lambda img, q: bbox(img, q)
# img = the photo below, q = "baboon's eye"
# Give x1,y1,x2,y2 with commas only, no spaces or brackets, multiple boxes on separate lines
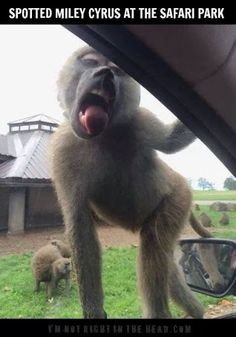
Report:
81,58,99,67
80,53,101,67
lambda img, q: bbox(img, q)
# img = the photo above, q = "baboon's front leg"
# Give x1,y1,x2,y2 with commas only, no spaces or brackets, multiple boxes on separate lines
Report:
34,280,40,292
67,207,105,318
138,219,172,318
65,276,71,296
47,279,56,299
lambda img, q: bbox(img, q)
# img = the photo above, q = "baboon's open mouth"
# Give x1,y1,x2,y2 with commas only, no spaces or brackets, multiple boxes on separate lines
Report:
78,90,115,136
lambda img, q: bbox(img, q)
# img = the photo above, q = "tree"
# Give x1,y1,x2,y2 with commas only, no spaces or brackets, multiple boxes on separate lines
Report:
198,177,215,190
224,177,236,190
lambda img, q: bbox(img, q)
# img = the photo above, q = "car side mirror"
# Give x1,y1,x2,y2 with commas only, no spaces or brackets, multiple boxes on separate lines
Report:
178,238,236,297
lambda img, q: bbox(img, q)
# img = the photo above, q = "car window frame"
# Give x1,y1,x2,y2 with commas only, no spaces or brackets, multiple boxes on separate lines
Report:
63,24,236,176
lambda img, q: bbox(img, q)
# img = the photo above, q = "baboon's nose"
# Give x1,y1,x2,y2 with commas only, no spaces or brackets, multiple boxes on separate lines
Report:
92,67,115,99
93,67,114,81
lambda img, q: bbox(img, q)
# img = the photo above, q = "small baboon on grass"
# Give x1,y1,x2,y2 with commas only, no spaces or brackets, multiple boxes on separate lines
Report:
194,204,200,211
32,240,71,298
219,213,230,225
47,257,72,298
199,212,212,227
51,239,71,258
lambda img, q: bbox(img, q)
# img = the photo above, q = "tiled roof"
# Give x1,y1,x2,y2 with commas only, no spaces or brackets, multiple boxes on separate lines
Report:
0,131,51,180
0,115,57,181
0,134,17,158
9,114,60,125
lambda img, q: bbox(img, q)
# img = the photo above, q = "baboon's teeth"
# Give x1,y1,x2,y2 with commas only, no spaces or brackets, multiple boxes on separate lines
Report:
90,89,109,103
91,89,103,96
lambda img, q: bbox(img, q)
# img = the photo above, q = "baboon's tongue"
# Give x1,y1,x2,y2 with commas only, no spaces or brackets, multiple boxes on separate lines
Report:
80,106,108,135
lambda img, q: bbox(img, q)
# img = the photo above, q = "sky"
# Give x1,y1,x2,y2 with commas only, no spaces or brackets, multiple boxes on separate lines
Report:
0,25,233,189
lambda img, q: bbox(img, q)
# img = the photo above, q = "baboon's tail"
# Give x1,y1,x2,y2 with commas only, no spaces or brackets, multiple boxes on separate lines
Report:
189,212,213,238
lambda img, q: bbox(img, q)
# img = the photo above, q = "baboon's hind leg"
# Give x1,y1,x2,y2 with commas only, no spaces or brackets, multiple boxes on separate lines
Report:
138,218,172,318
138,184,194,318
169,262,205,318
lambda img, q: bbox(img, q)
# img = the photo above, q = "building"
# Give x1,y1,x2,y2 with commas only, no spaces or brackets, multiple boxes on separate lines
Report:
0,114,63,234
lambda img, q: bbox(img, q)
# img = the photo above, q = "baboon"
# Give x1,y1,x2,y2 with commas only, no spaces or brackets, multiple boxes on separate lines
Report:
51,239,71,258
47,257,72,298
195,204,200,211
31,240,71,296
219,213,230,225
50,46,210,318
199,212,212,227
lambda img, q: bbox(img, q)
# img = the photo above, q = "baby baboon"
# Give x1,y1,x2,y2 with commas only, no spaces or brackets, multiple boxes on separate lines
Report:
51,239,71,258
50,46,208,318
195,204,200,211
199,212,212,227
47,257,72,298
219,213,230,225
31,240,71,296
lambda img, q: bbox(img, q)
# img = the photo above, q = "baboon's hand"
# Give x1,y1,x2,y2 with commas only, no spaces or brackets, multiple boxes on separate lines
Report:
158,120,196,153
138,108,196,153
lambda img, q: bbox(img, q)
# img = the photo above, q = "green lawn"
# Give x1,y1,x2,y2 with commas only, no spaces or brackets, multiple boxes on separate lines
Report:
193,190,236,201
192,205,236,239
0,248,141,318
0,247,233,318
1,201,236,318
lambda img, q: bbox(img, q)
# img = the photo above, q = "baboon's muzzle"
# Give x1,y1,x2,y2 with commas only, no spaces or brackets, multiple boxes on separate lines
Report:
77,67,116,136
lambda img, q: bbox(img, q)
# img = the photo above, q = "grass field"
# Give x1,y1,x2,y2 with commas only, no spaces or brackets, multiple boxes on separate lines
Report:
193,205,236,239
0,198,235,318
193,190,236,201
0,248,233,318
0,248,139,318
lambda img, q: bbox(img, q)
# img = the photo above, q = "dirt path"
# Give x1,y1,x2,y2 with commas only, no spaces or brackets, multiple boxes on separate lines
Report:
0,224,198,256
196,200,236,205
204,299,236,318
0,226,138,256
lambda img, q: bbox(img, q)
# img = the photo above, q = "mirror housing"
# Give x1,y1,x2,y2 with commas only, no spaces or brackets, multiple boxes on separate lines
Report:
178,238,236,297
